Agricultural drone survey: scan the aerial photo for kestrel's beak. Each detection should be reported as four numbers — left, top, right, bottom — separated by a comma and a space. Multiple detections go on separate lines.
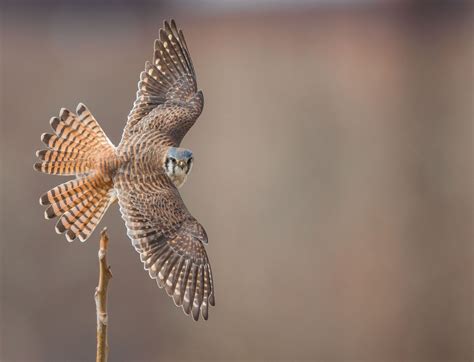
178, 160, 186, 169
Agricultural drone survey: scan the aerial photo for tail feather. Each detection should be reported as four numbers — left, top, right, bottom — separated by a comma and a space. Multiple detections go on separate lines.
44, 185, 100, 220
76, 190, 115, 242
50, 113, 100, 151
35, 105, 113, 176
75, 105, 112, 146
35, 103, 116, 241
54, 185, 104, 227
36, 149, 86, 162
62, 188, 114, 242
34, 160, 90, 175
39, 177, 95, 206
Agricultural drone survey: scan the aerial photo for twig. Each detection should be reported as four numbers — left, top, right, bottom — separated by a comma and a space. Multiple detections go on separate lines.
95, 228, 112, 362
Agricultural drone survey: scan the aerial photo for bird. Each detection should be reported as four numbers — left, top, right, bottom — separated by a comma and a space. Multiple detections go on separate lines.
33, 19, 215, 321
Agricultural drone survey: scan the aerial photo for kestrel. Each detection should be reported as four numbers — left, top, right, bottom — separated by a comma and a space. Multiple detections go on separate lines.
34, 20, 215, 321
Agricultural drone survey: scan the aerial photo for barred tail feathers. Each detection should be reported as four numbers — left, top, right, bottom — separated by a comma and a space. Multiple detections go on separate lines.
34, 104, 114, 175
40, 175, 116, 241
35, 104, 116, 241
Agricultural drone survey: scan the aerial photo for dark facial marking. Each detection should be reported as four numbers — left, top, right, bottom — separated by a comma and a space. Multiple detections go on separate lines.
165, 157, 176, 173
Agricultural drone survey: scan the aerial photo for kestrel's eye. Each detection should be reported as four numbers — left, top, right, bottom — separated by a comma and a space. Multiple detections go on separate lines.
187, 158, 193, 166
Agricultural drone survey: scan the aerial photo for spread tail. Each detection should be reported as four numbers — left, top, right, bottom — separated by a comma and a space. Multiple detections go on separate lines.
35, 104, 116, 241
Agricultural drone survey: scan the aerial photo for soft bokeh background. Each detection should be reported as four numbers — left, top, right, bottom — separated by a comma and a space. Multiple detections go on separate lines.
1, 1, 472, 361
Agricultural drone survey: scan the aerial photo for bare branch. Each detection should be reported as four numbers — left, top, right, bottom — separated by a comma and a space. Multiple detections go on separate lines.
95, 228, 112, 362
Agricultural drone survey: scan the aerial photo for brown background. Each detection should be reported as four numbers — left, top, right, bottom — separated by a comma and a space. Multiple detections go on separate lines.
1, 1, 473, 361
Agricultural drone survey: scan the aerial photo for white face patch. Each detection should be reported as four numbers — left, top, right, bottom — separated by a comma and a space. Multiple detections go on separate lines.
166, 158, 175, 176
171, 167, 187, 188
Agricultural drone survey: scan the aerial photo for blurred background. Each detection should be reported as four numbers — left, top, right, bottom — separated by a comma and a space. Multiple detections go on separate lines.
1, 0, 473, 361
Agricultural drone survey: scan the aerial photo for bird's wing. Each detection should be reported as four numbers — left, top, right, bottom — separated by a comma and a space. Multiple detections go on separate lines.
115, 172, 215, 321
121, 19, 204, 146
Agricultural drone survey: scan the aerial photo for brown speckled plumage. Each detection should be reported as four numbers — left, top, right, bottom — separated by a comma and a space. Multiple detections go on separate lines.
34, 20, 214, 320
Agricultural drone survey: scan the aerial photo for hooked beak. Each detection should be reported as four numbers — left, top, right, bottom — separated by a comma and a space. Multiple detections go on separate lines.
177, 160, 187, 169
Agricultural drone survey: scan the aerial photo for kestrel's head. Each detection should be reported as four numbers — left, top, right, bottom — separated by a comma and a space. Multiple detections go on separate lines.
164, 147, 194, 188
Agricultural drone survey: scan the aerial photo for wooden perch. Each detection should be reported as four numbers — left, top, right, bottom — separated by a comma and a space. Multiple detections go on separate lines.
95, 228, 112, 362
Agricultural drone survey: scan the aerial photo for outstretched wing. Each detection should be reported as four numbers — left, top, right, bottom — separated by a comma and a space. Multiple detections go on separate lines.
121, 19, 204, 146
115, 172, 215, 321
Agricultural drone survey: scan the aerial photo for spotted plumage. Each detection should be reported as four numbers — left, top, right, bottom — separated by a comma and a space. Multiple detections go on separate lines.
34, 20, 214, 321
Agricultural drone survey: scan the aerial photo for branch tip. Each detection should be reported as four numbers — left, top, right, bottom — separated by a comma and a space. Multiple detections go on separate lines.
99, 229, 109, 251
